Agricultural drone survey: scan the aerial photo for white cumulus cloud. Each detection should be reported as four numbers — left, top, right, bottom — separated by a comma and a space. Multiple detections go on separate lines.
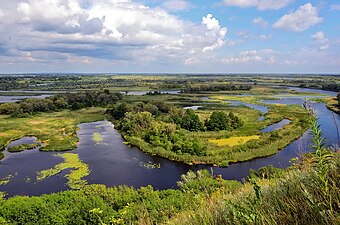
0, 0, 228, 65
311, 31, 327, 42
273, 3, 323, 32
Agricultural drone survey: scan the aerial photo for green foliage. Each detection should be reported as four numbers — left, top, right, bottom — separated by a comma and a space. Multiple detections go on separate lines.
0, 90, 123, 117
176, 109, 205, 132
205, 111, 243, 131
248, 165, 284, 180
7, 144, 40, 153
117, 111, 206, 156
177, 170, 241, 195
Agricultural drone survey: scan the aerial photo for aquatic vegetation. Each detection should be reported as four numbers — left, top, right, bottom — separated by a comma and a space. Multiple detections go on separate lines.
7, 143, 40, 153
0, 175, 13, 186
37, 153, 90, 189
209, 135, 260, 147
140, 161, 161, 169
92, 132, 103, 144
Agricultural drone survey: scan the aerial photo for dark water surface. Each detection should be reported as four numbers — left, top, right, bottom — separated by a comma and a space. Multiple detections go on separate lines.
261, 119, 291, 132
0, 87, 339, 197
0, 95, 51, 103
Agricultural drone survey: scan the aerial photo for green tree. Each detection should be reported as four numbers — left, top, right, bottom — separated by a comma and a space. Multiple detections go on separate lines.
205, 111, 230, 131
180, 109, 205, 131
227, 112, 243, 129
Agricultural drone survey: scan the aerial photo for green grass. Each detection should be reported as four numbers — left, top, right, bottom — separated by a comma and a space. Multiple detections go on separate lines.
7, 144, 40, 153
0, 107, 106, 153
37, 153, 90, 189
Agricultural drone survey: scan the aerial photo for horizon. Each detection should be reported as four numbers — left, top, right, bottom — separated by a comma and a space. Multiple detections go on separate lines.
0, 0, 339, 74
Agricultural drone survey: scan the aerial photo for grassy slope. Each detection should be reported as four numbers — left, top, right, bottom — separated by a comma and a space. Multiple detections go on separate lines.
167, 151, 340, 225
0, 107, 106, 152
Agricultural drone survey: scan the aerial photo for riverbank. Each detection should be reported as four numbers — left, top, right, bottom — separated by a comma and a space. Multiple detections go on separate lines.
326, 97, 340, 115
0, 108, 106, 156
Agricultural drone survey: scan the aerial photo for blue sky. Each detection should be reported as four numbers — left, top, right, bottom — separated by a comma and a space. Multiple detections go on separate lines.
0, 0, 339, 73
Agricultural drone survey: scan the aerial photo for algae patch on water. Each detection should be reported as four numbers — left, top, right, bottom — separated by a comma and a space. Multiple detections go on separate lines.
209, 135, 260, 147
92, 132, 103, 144
0, 174, 14, 186
37, 153, 90, 189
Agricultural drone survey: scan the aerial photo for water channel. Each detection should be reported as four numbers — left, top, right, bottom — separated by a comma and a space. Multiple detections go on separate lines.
0, 87, 339, 197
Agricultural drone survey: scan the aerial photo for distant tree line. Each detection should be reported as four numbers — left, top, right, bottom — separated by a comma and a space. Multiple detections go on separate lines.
181, 84, 252, 93
0, 90, 123, 117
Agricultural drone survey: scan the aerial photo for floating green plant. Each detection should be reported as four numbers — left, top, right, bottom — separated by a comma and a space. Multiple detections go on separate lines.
140, 161, 161, 169
92, 132, 103, 144
0, 174, 13, 186
37, 153, 90, 189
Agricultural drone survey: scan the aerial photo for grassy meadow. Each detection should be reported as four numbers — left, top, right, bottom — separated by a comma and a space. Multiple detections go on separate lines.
0, 107, 106, 152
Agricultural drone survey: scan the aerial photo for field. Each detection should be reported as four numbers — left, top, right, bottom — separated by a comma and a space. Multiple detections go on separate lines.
209, 135, 260, 147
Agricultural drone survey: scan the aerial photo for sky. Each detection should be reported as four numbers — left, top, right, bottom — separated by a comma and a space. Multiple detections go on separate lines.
0, 0, 339, 74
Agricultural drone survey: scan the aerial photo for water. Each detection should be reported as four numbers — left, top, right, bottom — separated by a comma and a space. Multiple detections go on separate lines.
0, 95, 51, 103
261, 119, 291, 133
0, 87, 339, 197
183, 106, 201, 110
229, 100, 268, 121
286, 87, 337, 97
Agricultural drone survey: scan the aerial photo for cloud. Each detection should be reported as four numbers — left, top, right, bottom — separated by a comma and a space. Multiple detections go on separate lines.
221, 49, 275, 64
0, 0, 227, 66
252, 17, 268, 28
201, 14, 228, 52
222, 0, 293, 10
162, 0, 194, 11
273, 3, 323, 32
236, 31, 271, 41
311, 31, 328, 42
319, 44, 329, 51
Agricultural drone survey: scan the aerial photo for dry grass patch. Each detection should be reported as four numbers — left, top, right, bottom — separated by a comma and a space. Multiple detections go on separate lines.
209, 135, 260, 147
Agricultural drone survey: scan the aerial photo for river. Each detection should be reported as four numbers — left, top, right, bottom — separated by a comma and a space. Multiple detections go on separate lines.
0, 87, 339, 197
